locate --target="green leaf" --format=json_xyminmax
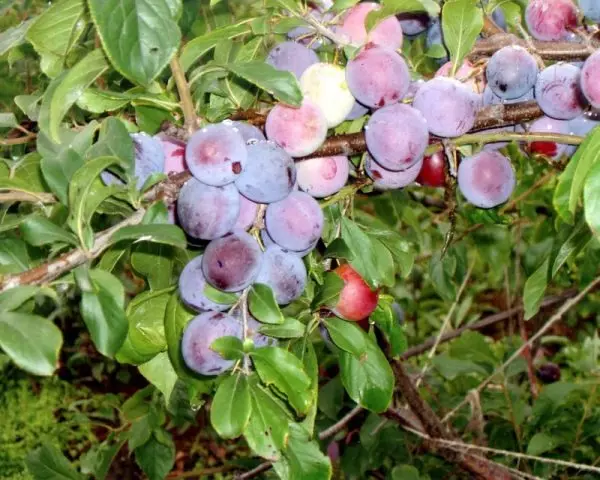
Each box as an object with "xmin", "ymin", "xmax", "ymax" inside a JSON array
[
  {"xmin": 139, "ymin": 352, "xmax": 178, "ymax": 401},
  {"xmin": 391, "ymin": 465, "xmax": 420, "ymax": 480},
  {"xmin": 180, "ymin": 22, "xmax": 253, "ymax": 71},
  {"xmin": 441, "ymin": 0, "xmax": 484, "ymax": 76},
  {"xmin": 0, "ymin": 286, "xmax": 57, "ymax": 312},
  {"xmin": 134, "ymin": 429, "xmax": 175, "ymax": 480},
  {"xmin": 26, "ymin": 444, "xmax": 84, "ymax": 480},
  {"xmin": 324, "ymin": 318, "xmax": 367, "ymax": 357},
  {"xmin": 275, "ymin": 423, "xmax": 332, "ymax": 480},
  {"xmin": 163, "ymin": 292, "xmax": 196, "ymax": 379},
  {"xmin": 370, "ymin": 301, "xmax": 407, "ymax": 357},
  {"xmin": 68, "ymin": 156, "xmax": 121, "ymax": 247},
  {"xmin": 432, "ymin": 354, "xmax": 488, "ymax": 379},
  {"xmin": 258, "ymin": 317, "xmax": 305, "ymax": 339},
  {"xmin": 224, "ymin": 62, "xmax": 302, "ymax": 106},
  {"xmin": 365, "ymin": 0, "xmax": 440, "ymax": 31},
  {"xmin": 211, "ymin": 373, "xmax": 252, "ymax": 438},
  {"xmin": 568, "ymin": 127, "xmax": 600, "ymax": 218},
  {"xmin": 251, "ymin": 347, "xmax": 312, "ymax": 415},
  {"xmin": 211, "ymin": 336, "xmax": 245, "ymax": 361},
  {"xmin": 527, "ymin": 432, "xmax": 561, "ymax": 456},
  {"xmin": 0, "ymin": 312, "xmax": 62, "ymax": 376},
  {"xmin": 248, "ymin": 283, "xmax": 285, "ymax": 325},
  {"xmin": 244, "ymin": 377, "xmax": 291, "ymax": 460},
  {"xmin": 131, "ymin": 243, "xmax": 174, "ymax": 291},
  {"xmin": 429, "ymin": 252, "xmax": 457, "ymax": 301},
  {"xmin": 78, "ymin": 269, "xmax": 128, "ymax": 357},
  {"xmin": 20, "ymin": 215, "xmax": 78, "ymax": 247},
  {"xmin": 41, "ymin": 149, "xmax": 84, "ymax": 205},
  {"xmin": 311, "ymin": 271, "xmax": 345, "ymax": 309},
  {"xmin": 338, "ymin": 335, "xmax": 394, "ymax": 413},
  {"xmin": 291, "ymin": 340, "xmax": 319, "ymax": 435},
  {"xmin": 38, "ymin": 50, "xmax": 108, "ymax": 143},
  {"xmin": 523, "ymin": 257, "xmax": 549, "ymax": 320},
  {"xmin": 341, "ymin": 217, "xmax": 385, "ymax": 288},
  {"xmin": 86, "ymin": 117, "xmax": 135, "ymax": 172},
  {"xmin": 25, "ymin": 0, "xmax": 85, "ymax": 60},
  {"xmin": 324, "ymin": 238, "xmax": 354, "ymax": 261},
  {"xmin": 584, "ymin": 161, "xmax": 600, "ymax": 236},
  {"xmin": 552, "ymin": 218, "xmax": 592, "ymax": 277},
  {"xmin": 110, "ymin": 224, "xmax": 187, "ymax": 250},
  {"xmin": 80, "ymin": 432, "xmax": 128, "ymax": 480},
  {"xmin": 0, "ymin": 238, "xmax": 30, "ymax": 272},
  {"xmin": 89, "ymin": 0, "xmax": 181, "ymax": 85},
  {"xmin": 0, "ymin": 19, "xmax": 33, "ymax": 56},
  {"xmin": 0, "ymin": 112, "xmax": 17, "ymax": 128},
  {"xmin": 204, "ymin": 283, "xmax": 238, "ymax": 305}
]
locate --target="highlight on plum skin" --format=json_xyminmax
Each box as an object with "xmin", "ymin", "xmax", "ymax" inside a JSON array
[
  {"xmin": 202, "ymin": 231, "xmax": 263, "ymax": 292},
  {"xmin": 266, "ymin": 41, "xmax": 319, "ymax": 79},
  {"xmin": 365, "ymin": 103, "xmax": 429, "ymax": 171},
  {"xmin": 485, "ymin": 46, "xmax": 538, "ymax": 100},
  {"xmin": 339, "ymin": 2, "xmax": 403, "ymax": 50},
  {"xmin": 416, "ymin": 151, "xmax": 445, "ymax": 188},
  {"xmin": 365, "ymin": 154, "xmax": 423, "ymax": 190},
  {"xmin": 581, "ymin": 50, "xmax": 600, "ymax": 109},
  {"xmin": 185, "ymin": 123, "xmax": 248, "ymax": 186},
  {"xmin": 300, "ymin": 63, "xmax": 355, "ymax": 128},
  {"xmin": 181, "ymin": 311, "xmax": 242, "ymax": 376},
  {"xmin": 179, "ymin": 255, "xmax": 238, "ymax": 312},
  {"xmin": 228, "ymin": 121, "xmax": 265, "ymax": 143},
  {"xmin": 526, "ymin": 116, "xmax": 571, "ymax": 160},
  {"xmin": 265, "ymin": 99, "xmax": 328, "ymax": 157},
  {"xmin": 177, "ymin": 178, "xmax": 240, "ymax": 240},
  {"xmin": 332, "ymin": 264, "xmax": 379, "ymax": 322},
  {"xmin": 295, "ymin": 155, "xmax": 349, "ymax": 198},
  {"xmin": 345, "ymin": 44, "xmax": 411, "ymax": 109},
  {"xmin": 535, "ymin": 63, "xmax": 585, "ymax": 120},
  {"xmin": 265, "ymin": 191, "xmax": 324, "ymax": 252},
  {"xmin": 525, "ymin": 0, "xmax": 578, "ymax": 41},
  {"xmin": 457, "ymin": 151, "xmax": 516, "ymax": 209},
  {"xmin": 235, "ymin": 141, "xmax": 296, "ymax": 204},
  {"xmin": 413, "ymin": 77, "xmax": 479, "ymax": 138},
  {"xmin": 255, "ymin": 245, "xmax": 308, "ymax": 305}
]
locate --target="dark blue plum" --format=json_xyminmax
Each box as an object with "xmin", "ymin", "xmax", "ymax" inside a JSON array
[
  {"xmin": 535, "ymin": 63, "xmax": 585, "ymax": 120},
  {"xmin": 255, "ymin": 245, "xmax": 307, "ymax": 305},
  {"xmin": 266, "ymin": 41, "xmax": 319, "ymax": 79},
  {"xmin": 486, "ymin": 46, "xmax": 538, "ymax": 100},
  {"xmin": 457, "ymin": 151, "xmax": 515, "ymax": 208}
]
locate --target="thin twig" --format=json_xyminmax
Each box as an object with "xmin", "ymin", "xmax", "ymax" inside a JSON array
[
  {"xmin": 442, "ymin": 275, "xmax": 600, "ymax": 423},
  {"xmin": 0, "ymin": 133, "xmax": 37, "ymax": 146},
  {"xmin": 170, "ymin": 56, "xmax": 199, "ymax": 135},
  {"xmin": 403, "ymin": 426, "xmax": 600, "ymax": 474},
  {"xmin": 0, "ymin": 191, "xmax": 57, "ymax": 204},
  {"xmin": 415, "ymin": 262, "xmax": 474, "ymax": 387}
]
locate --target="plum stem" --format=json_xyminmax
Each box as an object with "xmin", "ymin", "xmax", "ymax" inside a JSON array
[{"xmin": 170, "ymin": 56, "xmax": 199, "ymax": 136}]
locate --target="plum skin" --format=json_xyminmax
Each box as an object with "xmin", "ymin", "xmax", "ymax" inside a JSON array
[{"xmin": 332, "ymin": 264, "xmax": 379, "ymax": 322}]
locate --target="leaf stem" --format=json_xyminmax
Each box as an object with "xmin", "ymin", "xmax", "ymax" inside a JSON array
[{"xmin": 170, "ymin": 56, "xmax": 199, "ymax": 135}]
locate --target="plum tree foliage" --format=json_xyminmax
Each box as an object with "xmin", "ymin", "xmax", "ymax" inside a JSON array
[{"xmin": 2, "ymin": 0, "xmax": 600, "ymax": 478}]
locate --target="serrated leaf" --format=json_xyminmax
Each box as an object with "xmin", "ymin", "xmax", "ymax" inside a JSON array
[
  {"xmin": 26, "ymin": 444, "xmax": 84, "ymax": 480},
  {"xmin": 365, "ymin": 0, "xmax": 440, "ymax": 31},
  {"xmin": 38, "ymin": 50, "xmax": 108, "ymax": 142},
  {"xmin": 110, "ymin": 224, "xmax": 187, "ymax": 249},
  {"xmin": 210, "ymin": 336, "xmax": 244, "ymax": 361},
  {"xmin": 248, "ymin": 284, "xmax": 284, "ymax": 325},
  {"xmin": 20, "ymin": 215, "xmax": 78, "ymax": 247},
  {"xmin": 224, "ymin": 62, "xmax": 302, "ymax": 106},
  {"xmin": 338, "ymin": 334, "xmax": 394, "ymax": 413},
  {"xmin": 441, "ymin": 0, "xmax": 483, "ymax": 76},
  {"xmin": 311, "ymin": 272, "xmax": 344, "ymax": 309},
  {"xmin": 251, "ymin": 347, "xmax": 312, "ymax": 415},
  {"xmin": 180, "ymin": 22, "xmax": 253, "ymax": 71},
  {"xmin": 134, "ymin": 429, "xmax": 175, "ymax": 480},
  {"xmin": 89, "ymin": 0, "xmax": 181, "ymax": 85},
  {"xmin": 258, "ymin": 318, "xmax": 305, "ymax": 339},
  {"xmin": 210, "ymin": 373, "xmax": 251, "ymax": 438},
  {"xmin": 523, "ymin": 257, "xmax": 549, "ymax": 320},
  {"xmin": 0, "ymin": 312, "xmax": 62, "ymax": 376},
  {"xmin": 324, "ymin": 318, "xmax": 367, "ymax": 357}
]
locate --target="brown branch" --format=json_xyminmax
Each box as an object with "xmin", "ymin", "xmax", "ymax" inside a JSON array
[
  {"xmin": 0, "ymin": 191, "xmax": 56, "ymax": 204},
  {"xmin": 0, "ymin": 172, "xmax": 189, "ymax": 292},
  {"xmin": 234, "ymin": 405, "xmax": 364, "ymax": 480},
  {"xmin": 470, "ymin": 34, "xmax": 598, "ymax": 61},
  {"xmin": 391, "ymin": 361, "xmax": 513, "ymax": 479},
  {"xmin": 400, "ymin": 290, "xmax": 577, "ymax": 359},
  {"xmin": 0, "ymin": 133, "xmax": 37, "ymax": 146}
]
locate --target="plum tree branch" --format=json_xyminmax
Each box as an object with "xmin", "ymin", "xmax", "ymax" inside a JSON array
[{"xmin": 470, "ymin": 33, "xmax": 599, "ymax": 61}]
